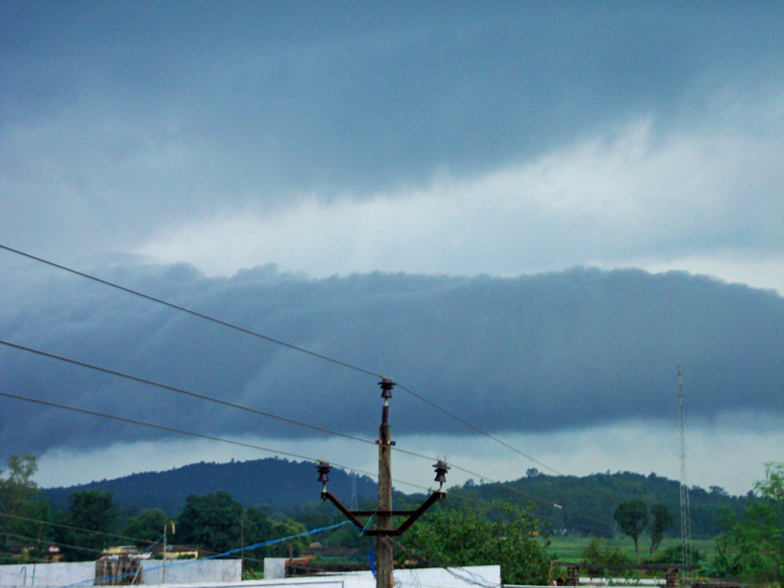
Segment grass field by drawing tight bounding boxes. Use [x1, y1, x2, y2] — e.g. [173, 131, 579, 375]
[546, 535, 717, 566]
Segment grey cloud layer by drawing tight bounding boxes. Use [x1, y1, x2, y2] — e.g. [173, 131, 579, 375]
[1, 262, 782, 457]
[2, 2, 783, 260]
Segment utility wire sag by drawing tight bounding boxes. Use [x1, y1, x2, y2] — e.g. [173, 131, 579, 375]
[0, 390, 431, 493]
[0, 339, 377, 448]
[0, 243, 382, 379]
[1, 245, 564, 485]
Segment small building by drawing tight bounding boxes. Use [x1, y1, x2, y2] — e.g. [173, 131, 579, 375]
[102, 546, 141, 556]
[147, 544, 205, 560]
[47, 546, 64, 562]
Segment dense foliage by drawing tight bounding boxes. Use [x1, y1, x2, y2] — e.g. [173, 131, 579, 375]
[122, 508, 167, 545]
[613, 500, 648, 557]
[714, 462, 784, 583]
[11, 454, 784, 584]
[581, 538, 632, 566]
[402, 500, 551, 585]
[43, 458, 376, 514]
[451, 469, 747, 538]
[649, 503, 674, 555]
[42, 459, 748, 539]
[53, 490, 119, 560]
[177, 490, 245, 554]
[175, 491, 309, 558]
[0, 455, 52, 562]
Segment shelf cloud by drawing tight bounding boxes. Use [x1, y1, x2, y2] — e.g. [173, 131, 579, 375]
[2, 263, 782, 458]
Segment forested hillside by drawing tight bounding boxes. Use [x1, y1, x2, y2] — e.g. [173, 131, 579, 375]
[43, 459, 745, 538]
[42, 457, 377, 513]
[435, 470, 748, 538]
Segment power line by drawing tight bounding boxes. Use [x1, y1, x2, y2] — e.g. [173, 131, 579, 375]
[1, 243, 567, 478]
[1, 513, 158, 546]
[0, 340, 610, 531]
[0, 339, 378, 449]
[2, 531, 107, 558]
[0, 244, 382, 379]
[1, 245, 571, 493]
[0, 395, 614, 538]
[0, 390, 431, 493]
[395, 383, 564, 476]
[0, 338, 567, 514]
[2, 339, 443, 469]
[363, 436, 614, 535]
[0, 387, 613, 537]
[0, 524, 267, 566]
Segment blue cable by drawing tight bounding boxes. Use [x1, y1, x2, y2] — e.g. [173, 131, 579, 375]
[57, 520, 354, 588]
[368, 546, 377, 579]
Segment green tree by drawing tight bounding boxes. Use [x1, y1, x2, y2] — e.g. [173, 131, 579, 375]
[53, 490, 119, 560]
[715, 462, 784, 583]
[177, 490, 244, 554]
[122, 508, 167, 546]
[649, 503, 673, 556]
[0, 455, 39, 513]
[242, 507, 276, 557]
[649, 544, 704, 566]
[580, 539, 635, 580]
[0, 455, 56, 559]
[267, 518, 310, 558]
[581, 539, 633, 566]
[0, 455, 43, 541]
[403, 500, 551, 585]
[613, 500, 648, 559]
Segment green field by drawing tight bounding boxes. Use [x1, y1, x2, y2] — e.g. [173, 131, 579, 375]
[546, 535, 717, 566]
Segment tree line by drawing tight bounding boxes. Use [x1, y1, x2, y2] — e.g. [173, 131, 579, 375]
[0, 456, 311, 567]
[453, 468, 749, 538]
[3, 455, 783, 585]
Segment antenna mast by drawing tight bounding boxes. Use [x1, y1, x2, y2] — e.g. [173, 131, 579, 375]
[678, 363, 693, 570]
[350, 472, 358, 511]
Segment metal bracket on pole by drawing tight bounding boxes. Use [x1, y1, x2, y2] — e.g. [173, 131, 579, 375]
[320, 489, 446, 536]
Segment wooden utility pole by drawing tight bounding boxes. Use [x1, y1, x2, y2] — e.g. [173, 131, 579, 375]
[319, 378, 449, 588]
[376, 378, 394, 588]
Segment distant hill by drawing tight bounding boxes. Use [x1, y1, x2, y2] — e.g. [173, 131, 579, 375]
[438, 470, 749, 538]
[42, 457, 377, 514]
[42, 459, 747, 538]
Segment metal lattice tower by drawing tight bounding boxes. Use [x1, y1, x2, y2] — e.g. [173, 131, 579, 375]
[678, 363, 693, 569]
[350, 472, 358, 511]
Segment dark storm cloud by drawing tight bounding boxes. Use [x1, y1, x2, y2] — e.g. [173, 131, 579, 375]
[2, 1, 783, 259]
[1, 261, 782, 457]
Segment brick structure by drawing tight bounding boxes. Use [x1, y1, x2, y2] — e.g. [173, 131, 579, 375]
[552, 561, 699, 588]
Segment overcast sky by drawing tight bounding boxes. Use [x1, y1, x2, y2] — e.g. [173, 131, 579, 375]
[1, 1, 783, 497]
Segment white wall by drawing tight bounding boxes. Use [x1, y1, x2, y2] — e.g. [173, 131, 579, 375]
[140, 560, 241, 584]
[0, 559, 241, 588]
[144, 565, 501, 588]
[0, 561, 94, 588]
[0, 562, 500, 588]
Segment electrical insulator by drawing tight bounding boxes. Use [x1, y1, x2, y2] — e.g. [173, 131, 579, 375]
[317, 461, 331, 493]
[433, 460, 450, 489]
[379, 378, 395, 399]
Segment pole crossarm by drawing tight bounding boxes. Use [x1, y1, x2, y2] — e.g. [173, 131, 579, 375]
[321, 490, 445, 536]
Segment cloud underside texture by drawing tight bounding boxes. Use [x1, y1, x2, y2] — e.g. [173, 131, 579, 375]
[2, 2, 783, 262]
[1, 263, 782, 456]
